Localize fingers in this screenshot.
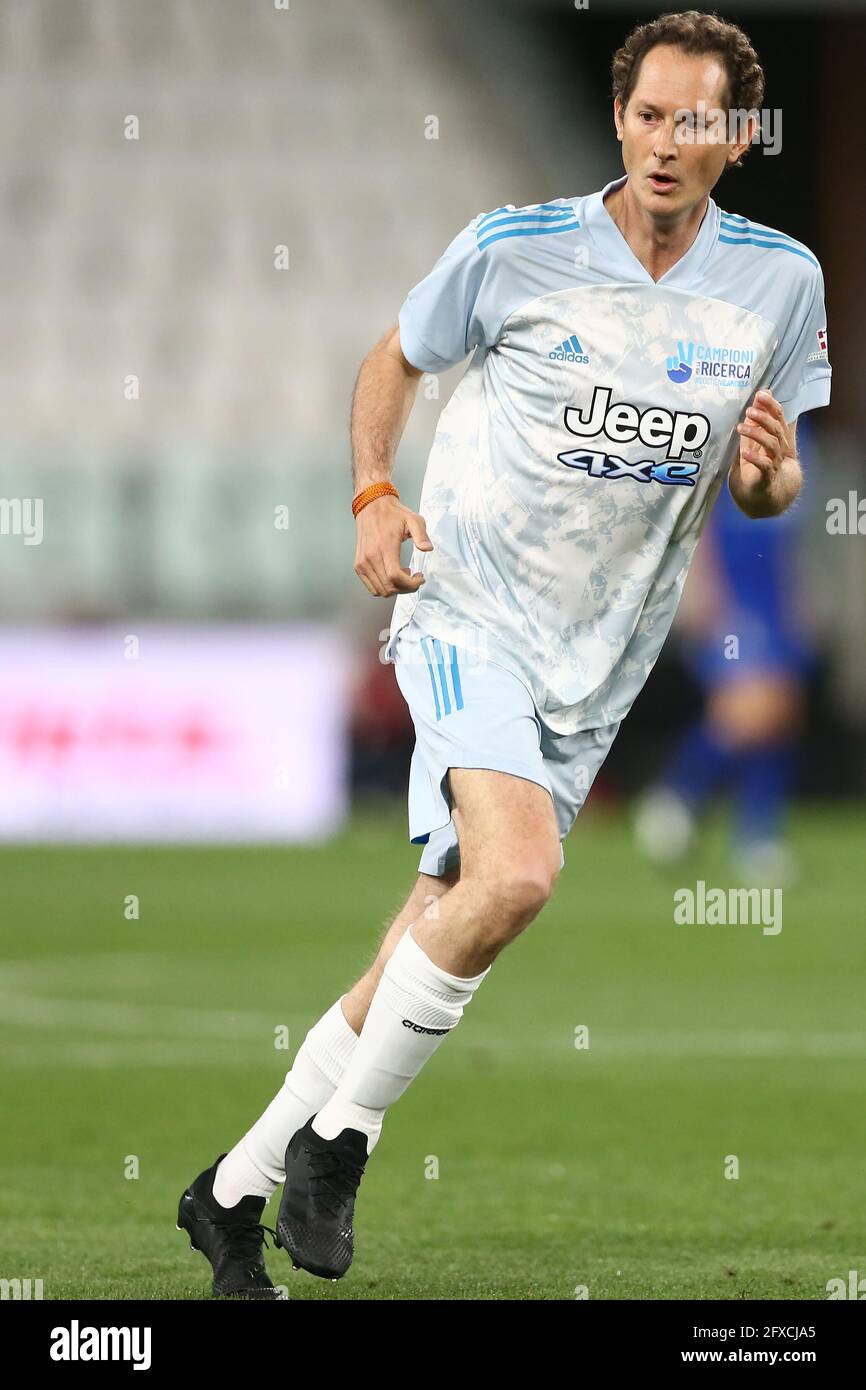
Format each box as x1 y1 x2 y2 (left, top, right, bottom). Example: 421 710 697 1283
753 388 783 419
354 505 432 598
354 551 425 598
406 511 434 551
353 528 398 595
747 417 784 449
738 438 777 473
737 392 786 471
737 418 779 463
353 555 385 596
357 553 400 597
745 402 785 443
391 568 426 593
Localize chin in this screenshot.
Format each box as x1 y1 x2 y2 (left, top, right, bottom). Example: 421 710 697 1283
648 186 690 216
639 186 679 213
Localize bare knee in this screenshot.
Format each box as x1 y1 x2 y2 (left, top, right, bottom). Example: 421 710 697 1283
470 850 560 951
495 858 559 919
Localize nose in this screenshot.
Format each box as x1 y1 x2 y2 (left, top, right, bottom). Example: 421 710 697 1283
653 119 678 161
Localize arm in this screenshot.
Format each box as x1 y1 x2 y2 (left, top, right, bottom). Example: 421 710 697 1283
729 388 801 519
350 324 433 598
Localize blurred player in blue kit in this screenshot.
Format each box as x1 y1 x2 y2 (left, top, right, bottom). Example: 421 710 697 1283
635 420 819 882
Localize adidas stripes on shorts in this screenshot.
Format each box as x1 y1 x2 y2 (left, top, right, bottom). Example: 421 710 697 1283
391 617 620 877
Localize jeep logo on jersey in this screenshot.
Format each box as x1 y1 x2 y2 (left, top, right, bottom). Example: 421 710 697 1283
562 386 711 459
557 386 710 489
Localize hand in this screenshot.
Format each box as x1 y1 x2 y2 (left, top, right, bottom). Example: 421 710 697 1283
353 494 433 597
734 389 791 493
666 339 695 384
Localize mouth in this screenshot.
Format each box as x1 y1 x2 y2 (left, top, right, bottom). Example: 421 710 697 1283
648 171 678 193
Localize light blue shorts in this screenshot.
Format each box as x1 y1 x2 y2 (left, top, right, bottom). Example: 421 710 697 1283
391 618 620 877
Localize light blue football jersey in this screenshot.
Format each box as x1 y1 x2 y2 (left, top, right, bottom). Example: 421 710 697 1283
384 174 832 734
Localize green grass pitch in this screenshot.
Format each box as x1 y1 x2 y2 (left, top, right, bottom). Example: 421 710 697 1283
1 802 864 1300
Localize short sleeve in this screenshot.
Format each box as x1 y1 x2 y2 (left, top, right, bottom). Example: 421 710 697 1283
398 217 498 374
769 261 831 422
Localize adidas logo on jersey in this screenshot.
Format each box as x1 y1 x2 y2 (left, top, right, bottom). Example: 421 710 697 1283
549 334 589 365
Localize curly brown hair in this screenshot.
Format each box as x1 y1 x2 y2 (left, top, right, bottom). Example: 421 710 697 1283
611 10 765 123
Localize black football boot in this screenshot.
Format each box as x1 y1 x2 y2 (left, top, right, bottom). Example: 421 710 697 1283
177 1154 286 1299
275 1119 368 1280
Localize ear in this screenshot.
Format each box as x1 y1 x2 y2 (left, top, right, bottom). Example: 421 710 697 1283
726 110 758 167
613 96 624 142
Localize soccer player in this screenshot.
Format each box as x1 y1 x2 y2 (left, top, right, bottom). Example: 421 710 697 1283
177 11 831 1296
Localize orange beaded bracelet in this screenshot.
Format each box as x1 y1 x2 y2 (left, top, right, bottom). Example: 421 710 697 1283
352 481 400 518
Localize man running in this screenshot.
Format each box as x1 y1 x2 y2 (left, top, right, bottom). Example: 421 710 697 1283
178 10 830 1295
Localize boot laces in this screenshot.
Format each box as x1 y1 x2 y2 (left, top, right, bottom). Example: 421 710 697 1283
306 1149 364 1218
215 1218 277 1273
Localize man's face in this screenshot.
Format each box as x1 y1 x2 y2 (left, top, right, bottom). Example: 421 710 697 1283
614 44 754 218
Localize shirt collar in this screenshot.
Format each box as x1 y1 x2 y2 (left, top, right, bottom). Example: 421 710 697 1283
583 173 719 287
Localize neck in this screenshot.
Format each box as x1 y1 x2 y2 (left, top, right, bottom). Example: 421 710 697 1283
604 177 708 283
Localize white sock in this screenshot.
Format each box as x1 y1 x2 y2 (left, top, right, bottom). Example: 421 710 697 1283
212 998 358 1207
313 928 489 1154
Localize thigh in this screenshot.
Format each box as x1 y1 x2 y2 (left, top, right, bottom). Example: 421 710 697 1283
448 766 560 883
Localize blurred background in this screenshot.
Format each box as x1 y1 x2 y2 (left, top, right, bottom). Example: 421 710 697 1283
3 0 866 1304
0 0 864 844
